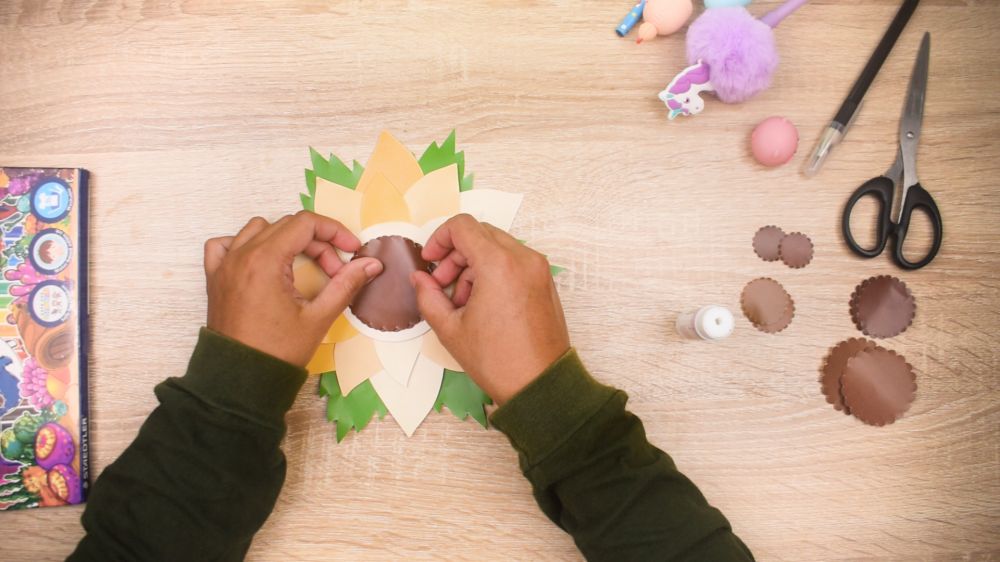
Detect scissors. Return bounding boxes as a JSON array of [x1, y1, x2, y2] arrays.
[[842, 32, 943, 270]]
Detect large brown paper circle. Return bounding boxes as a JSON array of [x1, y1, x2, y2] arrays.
[[741, 278, 794, 333], [753, 226, 785, 262], [820, 337, 878, 413], [779, 232, 814, 269], [841, 348, 916, 426], [350, 235, 433, 332], [850, 276, 916, 338]]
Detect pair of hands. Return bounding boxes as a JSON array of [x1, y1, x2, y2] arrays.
[[205, 211, 569, 404]]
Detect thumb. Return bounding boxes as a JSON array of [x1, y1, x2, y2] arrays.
[[308, 257, 382, 322], [411, 270, 458, 338]]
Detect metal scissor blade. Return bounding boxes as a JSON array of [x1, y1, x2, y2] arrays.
[[899, 32, 930, 196], [900, 33, 930, 142]]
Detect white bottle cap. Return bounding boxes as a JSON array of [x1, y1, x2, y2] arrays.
[[694, 306, 734, 340]]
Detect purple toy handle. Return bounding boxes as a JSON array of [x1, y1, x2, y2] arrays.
[[760, 0, 810, 28]]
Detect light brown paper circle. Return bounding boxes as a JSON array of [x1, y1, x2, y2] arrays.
[[820, 337, 878, 413], [850, 275, 916, 338], [753, 226, 785, 262], [841, 348, 916, 426], [741, 278, 794, 333], [779, 232, 814, 269]]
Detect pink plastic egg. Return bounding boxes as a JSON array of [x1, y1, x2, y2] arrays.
[[751, 116, 798, 167]]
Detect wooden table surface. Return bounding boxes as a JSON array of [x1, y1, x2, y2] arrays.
[[3, 1, 999, 560]]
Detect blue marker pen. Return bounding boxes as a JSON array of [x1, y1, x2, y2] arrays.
[[616, 0, 646, 37]]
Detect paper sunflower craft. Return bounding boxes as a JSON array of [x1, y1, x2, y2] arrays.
[[296, 131, 524, 440]]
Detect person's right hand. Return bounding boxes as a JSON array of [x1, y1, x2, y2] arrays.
[[411, 214, 570, 405]]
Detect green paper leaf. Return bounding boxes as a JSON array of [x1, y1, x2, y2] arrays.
[[549, 264, 565, 276], [418, 130, 474, 191], [309, 147, 364, 190], [319, 373, 388, 442], [434, 370, 492, 428], [299, 192, 313, 212], [302, 149, 365, 212]]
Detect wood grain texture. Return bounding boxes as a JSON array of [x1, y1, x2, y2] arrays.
[[2, 1, 999, 560]]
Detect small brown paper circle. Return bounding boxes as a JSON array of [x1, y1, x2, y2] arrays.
[[820, 337, 878, 413], [850, 275, 916, 338], [841, 348, 916, 426], [779, 232, 813, 269], [753, 226, 785, 262], [350, 235, 433, 332], [741, 278, 794, 333]]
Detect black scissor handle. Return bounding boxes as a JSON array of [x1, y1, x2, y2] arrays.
[[893, 183, 943, 269], [842, 176, 894, 258]]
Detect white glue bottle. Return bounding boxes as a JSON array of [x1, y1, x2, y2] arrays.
[[675, 305, 734, 341]]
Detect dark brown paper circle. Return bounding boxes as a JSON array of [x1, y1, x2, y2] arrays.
[[779, 232, 813, 269], [850, 276, 916, 338], [752, 226, 785, 262], [741, 278, 794, 333], [820, 337, 878, 413], [350, 235, 432, 332], [841, 348, 916, 426]]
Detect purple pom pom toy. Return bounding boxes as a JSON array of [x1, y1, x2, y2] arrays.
[[658, 0, 809, 119]]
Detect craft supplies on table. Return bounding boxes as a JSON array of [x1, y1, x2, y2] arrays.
[[676, 306, 734, 341], [0, 167, 89, 511], [806, 0, 921, 176], [841, 33, 942, 270]]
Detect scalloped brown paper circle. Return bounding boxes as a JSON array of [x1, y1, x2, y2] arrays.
[[741, 278, 794, 333], [350, 235, 433, 332], [753, 226, 785, 262], [850, 275, 916, 338], [841, 348, 916, 426], [820, 337, 878, 414], [779, 232, 814, 269]]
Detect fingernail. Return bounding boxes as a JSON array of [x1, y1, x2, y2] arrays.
[[364, 259, 383, 277]]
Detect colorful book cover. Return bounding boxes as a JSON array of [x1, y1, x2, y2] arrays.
[[0, 168, 89, 510]]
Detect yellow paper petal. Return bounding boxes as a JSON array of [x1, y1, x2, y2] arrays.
[[356, 131, 423, 194], [361, 172, 410, 228], [306, 343, 336, 375], [292, 255, 327, 300], [334, 335, 382, 395], [403, 164, 460, 226], [314, 177, 363, 234], [323, 314, 358, 344], [421, 330, 463, 371]]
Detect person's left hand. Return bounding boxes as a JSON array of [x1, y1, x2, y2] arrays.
[[204, 211, 383, 367]]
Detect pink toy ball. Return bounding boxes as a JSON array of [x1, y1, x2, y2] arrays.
[[637, 0, 694, 43], [751, 116, 798, 167]]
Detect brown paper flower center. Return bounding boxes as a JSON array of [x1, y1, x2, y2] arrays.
[[350, 236, 433, 332]]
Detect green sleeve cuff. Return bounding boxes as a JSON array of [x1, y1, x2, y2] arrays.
[[490, 349, 616, 467], [171, 328, 307, 427]]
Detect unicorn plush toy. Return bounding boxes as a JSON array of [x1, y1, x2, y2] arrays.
[[658, 0, 809, 119]]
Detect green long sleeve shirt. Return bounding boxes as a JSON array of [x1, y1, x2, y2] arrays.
[[69, 329, 752, 561]]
